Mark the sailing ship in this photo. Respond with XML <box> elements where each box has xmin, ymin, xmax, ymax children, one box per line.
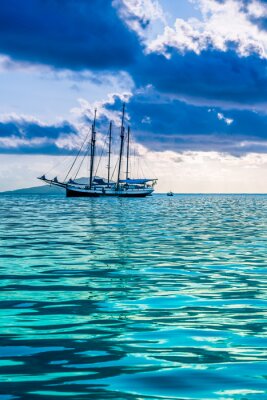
<box><xmin>38</xmin><ymin>104</ymin><xmax>157</xmax><ymax>197</ymax></box>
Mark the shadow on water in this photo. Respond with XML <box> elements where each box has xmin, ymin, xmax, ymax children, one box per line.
<box><xmin>0</xmin><ymin>194</ymin><xmax>266</xmax><ymax>399</ymax></box>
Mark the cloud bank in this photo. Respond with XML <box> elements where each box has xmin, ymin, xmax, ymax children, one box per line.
<box><xmin>0</xmin><ymin>0</ymin><xmax>266</xmax><ymax>160</ymax></box>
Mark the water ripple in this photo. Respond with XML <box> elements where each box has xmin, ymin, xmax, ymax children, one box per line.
<box><xmin>0</xmin><ymin>194</ymin><xmax>266</xmax><ymax>399</ymax></box>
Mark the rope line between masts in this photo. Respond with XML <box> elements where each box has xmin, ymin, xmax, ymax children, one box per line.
<box><xmin>63</xmin><ymin>126</ymin><xmax>92</xmax><ymax>183</ymax></box>
<box><xmin>73</xmin><ymin>140</ymin><xmax>91</xmax><ymax>180</ymax></box>
<box><xmin>94</xmin><ymin>125</ymin><xmax>110</xmax><ymax>179</ymax></box>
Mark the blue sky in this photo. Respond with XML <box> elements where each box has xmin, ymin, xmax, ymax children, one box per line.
<box><xmin>0</xmin><ymin>0</ymin><xmax>266</xmax><ymax>192</ymax></box>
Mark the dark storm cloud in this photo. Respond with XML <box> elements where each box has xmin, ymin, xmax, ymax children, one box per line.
<box><xmin>0</xmin><ymin>0</ymin><xmax>266</xmax><ymax>155</ymax></box>
<box><xmin>0</xmin><ymin>0</ymin><xmax>266</xmax><ymax>109</ymax></box>
<box><xmin>0</xmin><ymin>0</ymin><xmax>140</xmax><ymax>70</ymax></box>
<box><xmin>131</xmin><ymin>49</ymin><xmax>267</xmax><ymax>107</ymax></box>
<box><xmin>1</xmin><ymin>94</ymin><xmax>267</xmax><ymax>155</ymax></box>
<box><xmin>0</xmin><ymin>118</ymin><xmax>78</xmax><ymax>154</ymax></box>
<box><xmin>103</xmin><ymin>93</ymin><xmax>267</xmax><ymax>154</ymax></box>
<box><xmin>0</xmin><ymin>120</ymin><xmax>76</xmax><ymax>139</ymax></box>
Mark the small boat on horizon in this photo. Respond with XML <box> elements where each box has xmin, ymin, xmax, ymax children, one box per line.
<box><xmin>38</xmin><ymin>104</ymin><xmax>157</xmax><ymax>197</ymax></box>
<box><xmin>167</xmin><ymin>191</ymin><xmax>174</xmax><ymax>196</ymax></box>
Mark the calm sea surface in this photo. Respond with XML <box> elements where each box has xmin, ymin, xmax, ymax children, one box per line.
<box><xmin>0</xmin><ymin>194</ymin><xmax>266</xmax><ymax>400</ymax></box>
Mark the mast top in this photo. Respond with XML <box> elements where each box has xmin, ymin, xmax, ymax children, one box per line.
<box><xmin>92</xmin><ymin>108</ymin><xmax>97</xmax><ymax>129</ymax></box>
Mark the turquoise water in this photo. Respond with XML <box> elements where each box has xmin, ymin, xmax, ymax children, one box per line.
<box><xmin>0</xmin><ymin>194</ymin><xmax>266</xmax><ymax>400</ymax></box>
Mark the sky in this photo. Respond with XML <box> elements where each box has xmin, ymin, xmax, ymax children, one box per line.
<box><xmin>0</xmin><ymin>0</ymin><xmax>266</xmax><ymax>193</ymax></box>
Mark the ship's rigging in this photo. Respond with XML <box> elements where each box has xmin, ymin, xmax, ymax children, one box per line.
<box><xmin>38</xmin><ymin>103</ymin><xmax>157</xmax><ymax>197</ymax></box>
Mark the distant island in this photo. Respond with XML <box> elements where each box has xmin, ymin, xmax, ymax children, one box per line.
<box><xmin>0</xmin><ymin>178</ymin><xmax>90</xmax><ymax>195</ymax></box>
<box><xmin>0</xmin><ymin>184</ymin><xmax>64</xmax><ymax>195</ymax></box>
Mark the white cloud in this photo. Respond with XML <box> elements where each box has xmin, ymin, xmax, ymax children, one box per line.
<box><xmin>0</xmin><ymin>112</ymin><xmax>48</xmax><ymax>126</ymax></box>
<box><xmin>141</xmin><ymin>115</ymin><xmax>151</xmax><ymax>123</ymax></box>
<box><xmin>147</xmin><ymin>0</ymin><xmax>267</xmax><ymax>58</ymax></box>
<box><xmin>142</xmin><ymin>148</ymin><xmax>267</xmax><ymax>193</ymax></box>
<box><xmin>0</xmin><ymin>136</ymin><xmax>49</xmax><ymax>149</ymax></box>
<box><xmin>71</xmin><ymin>91</ymin><xmax>133</xmax><ymax>128</ymax></box>
<box><xmin>114</xmin><ymin>0</ymin><xmax>165</xmax><ymax>37</ymax></box>
<box><xmin>245</xmin><ymin>1</ymin><xmax>267</xmax><ymax>19</ymax></box>
<box><xmin>217</xmin><ymin>112</ymin><xmax>234</xmax><ymax>125</ymax></box>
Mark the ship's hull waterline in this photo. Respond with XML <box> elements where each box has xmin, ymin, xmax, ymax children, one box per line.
<box><xmin>39</xmin><ymin>179</ymin><xmax>154</xmax><ymax>198</ymax></box>
<box><xmin>66</xmin><ymin>187</ymin><xmax>100</xmax><ymax>197</ymax></box>
<box><xmin>67</xmin><ymin>186</ymin><xmax>153</xmax><ymax>198</ymax></box>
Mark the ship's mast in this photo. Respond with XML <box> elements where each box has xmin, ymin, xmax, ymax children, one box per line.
<box><xmin>126</xmin><ymin>126</ymin><xmax>130</xmax><ymax>180</ymax></box>
<box><xmin>107</xmin><ymin>121</ymin><xmax>112</xmax><ymax>186</ymax></box>
<box><xmin>89</xmin><ymin>109</ymin><xmax>97</xmax><ymax>189</ymax></box>
<box><xmin>117</xmin><ymin>103</ymin><xmax>125</xmax><ymax>189</ymax></box>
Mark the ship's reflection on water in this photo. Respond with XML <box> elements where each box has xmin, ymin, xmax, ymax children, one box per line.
<box><xmin>0</xmin><ymin>194</ymin><xmax>266</xmax><ymax>399</ymax></box>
